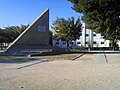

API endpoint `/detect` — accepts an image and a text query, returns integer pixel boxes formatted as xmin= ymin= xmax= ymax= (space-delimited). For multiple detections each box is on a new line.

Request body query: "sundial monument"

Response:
xmin=6 ymin=8 xmax=50 ymax=55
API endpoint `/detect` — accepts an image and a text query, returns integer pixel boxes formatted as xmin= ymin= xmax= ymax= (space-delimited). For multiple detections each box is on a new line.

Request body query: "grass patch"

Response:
xmin=0 ymin=53 xmax=83 ymax=61
xmin=0 ymin=56 xmax=26 ymax=60
xmin=30 ymin=53 xmax=83 ymax=60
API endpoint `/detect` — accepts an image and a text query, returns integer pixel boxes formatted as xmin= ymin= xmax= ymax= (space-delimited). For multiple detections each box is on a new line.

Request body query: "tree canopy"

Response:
xmin=52 ymin=17 xmax=82 ymax=48
xmin=69 ymin=0 xmax=120 ymax=43
xmin=0 ymin=25 xmax=28 ymax=43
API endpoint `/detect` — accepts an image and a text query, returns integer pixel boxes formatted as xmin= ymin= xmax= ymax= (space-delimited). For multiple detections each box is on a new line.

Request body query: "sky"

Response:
xmin=0 ymin=0 xmax=82 ymax=29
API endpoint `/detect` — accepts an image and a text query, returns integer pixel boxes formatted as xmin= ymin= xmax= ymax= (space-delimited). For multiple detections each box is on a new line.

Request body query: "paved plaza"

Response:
xmin=0 ymin=54 xmax=120 ymax=90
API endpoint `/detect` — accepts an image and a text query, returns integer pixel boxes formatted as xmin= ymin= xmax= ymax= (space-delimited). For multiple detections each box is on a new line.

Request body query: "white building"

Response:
xmin=53 ymin=23 xmax=110 ymax=48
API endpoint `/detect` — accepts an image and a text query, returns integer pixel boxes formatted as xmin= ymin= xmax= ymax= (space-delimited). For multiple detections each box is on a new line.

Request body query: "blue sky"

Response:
xmin=0 ymin=0 xmax=82 ymax=29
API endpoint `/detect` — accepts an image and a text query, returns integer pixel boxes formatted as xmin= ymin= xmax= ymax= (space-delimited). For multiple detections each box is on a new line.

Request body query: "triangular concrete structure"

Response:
xmin=6 ymin=8 xmax=51 ymax=55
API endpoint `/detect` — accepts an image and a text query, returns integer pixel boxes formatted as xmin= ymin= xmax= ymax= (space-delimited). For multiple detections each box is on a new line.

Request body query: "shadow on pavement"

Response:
xmin=0 ymin=58 xmax=43 ymax=64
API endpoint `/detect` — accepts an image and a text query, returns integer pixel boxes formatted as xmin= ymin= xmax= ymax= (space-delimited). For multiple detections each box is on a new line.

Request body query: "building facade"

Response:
xmin=53 ymin=23 xmax=110 ymax=48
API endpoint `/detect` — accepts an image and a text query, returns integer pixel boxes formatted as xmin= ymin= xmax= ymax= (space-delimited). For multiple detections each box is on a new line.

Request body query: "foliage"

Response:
xmin=69 ymin=0 xmax=120 ymax=49
xmin=51 ymin=17 xmax=82 ymax=48
xmin=0 ymin=25 xmax=29 ymax=43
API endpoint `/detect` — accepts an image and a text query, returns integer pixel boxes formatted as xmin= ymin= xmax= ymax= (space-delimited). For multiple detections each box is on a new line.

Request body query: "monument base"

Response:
xmin=0 ymin=46 xmax=68 ymax=56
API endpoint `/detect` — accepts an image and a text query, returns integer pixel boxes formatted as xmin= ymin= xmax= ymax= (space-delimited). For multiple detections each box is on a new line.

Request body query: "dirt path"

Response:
xmin=0 ymin=54 xmax=120 ymax=90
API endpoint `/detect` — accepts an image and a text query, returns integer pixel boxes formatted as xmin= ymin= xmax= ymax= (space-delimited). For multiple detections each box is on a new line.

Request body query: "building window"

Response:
xmin=85 ymin=42 xmax=88 ymax=44
xmin=109 ymin=43 xmax=112 ymax=46
xmin=85 ymin=34 xmax=89 ymax=36
xmin=93 ymin=34 xmax=96 ymax=36
xmin=70 ymin=42 xmax=73 ymax=44
xmin=63 ymin=42 xmax=66 ymax=44
xmin=56 ymin=42 xmax=59 ymax=44
xmin=62 ymin=40 xmax=66 ymax=41
xmin=77 ymin=42 xmax=81 ymax=44
xmin=101 ymin=42 xmax=104 ymax=44
xmin=93 ymin=41 xmax=96 ymax=44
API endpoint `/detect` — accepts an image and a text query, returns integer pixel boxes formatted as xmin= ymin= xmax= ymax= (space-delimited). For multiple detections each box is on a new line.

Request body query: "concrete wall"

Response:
xmin=7 ymin=8 xmax=50 ymax=51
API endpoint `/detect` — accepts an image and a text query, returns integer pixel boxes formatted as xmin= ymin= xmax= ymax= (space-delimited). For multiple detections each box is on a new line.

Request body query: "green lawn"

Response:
xmin=0 ymin=56 xmax=26 ymax=60
xmin=0 ymin=53 xmax=83 ymax=61
xmin=32 ymin=53 xmax=83 ymax=60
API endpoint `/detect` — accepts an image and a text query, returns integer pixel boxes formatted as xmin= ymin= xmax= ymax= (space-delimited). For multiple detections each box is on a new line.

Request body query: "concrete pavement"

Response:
xmin=76 ymin=53 xmax=120 ymax=64
xmin=0 ymin=54 xmax=120 ymax=90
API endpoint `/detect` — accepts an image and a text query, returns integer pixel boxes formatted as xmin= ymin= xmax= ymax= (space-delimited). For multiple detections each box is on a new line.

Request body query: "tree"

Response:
xmin=0 ymin=25 xmax=29 ymax=49
xmin=0 ymin=25 xmax=28 ymax=44
xmin=52 ymin=17 xmax=82 ymax=48
xmin=69 ymin=0 xmax=120 ymax=50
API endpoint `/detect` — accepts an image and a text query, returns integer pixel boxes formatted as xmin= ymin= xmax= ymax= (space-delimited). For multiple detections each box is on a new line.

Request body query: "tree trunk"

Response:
xmin=88 ymin=47 xmax=91 ymax=51
xmin=0 ymin=43 xmax=2 ymax=50
xmin=112 ymin=40 xmax=118 ymax=51
xmin=112 ymin=40 xmax=115 ymax=51
xmin=66 ymin=40 xmax=69 ymax=49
